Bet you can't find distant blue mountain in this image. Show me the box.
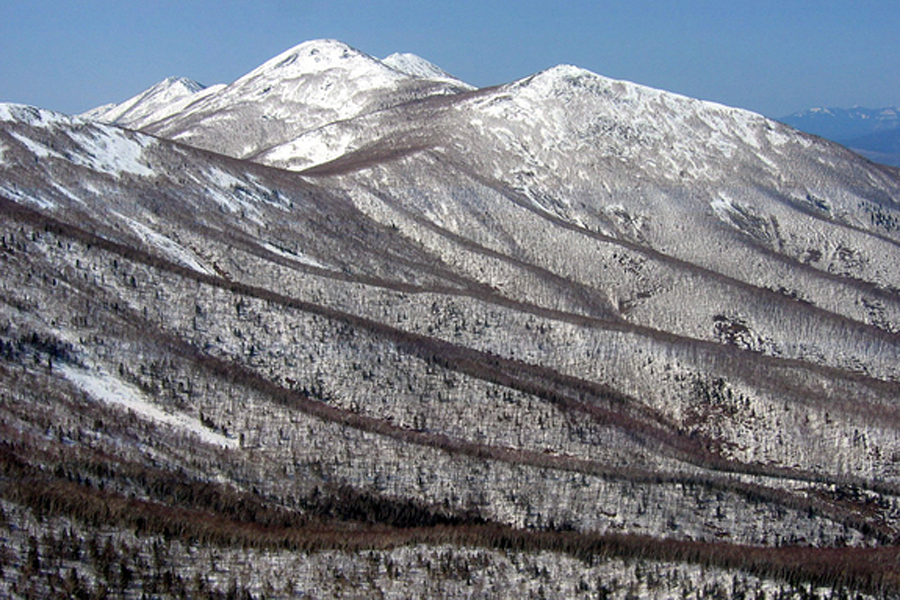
[780,106,900,167]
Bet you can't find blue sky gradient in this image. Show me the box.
[1,0,897,118]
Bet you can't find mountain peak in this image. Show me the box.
[515,64,622,95]
[82,76,208,124]
[153,76,205,95]
[238,39,385,83]
[132,39,478,159]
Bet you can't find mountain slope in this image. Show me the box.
[81,76,207,124]
[3,42,900,596]
[382,52,474,87]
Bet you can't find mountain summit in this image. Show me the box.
[4,40,900,597]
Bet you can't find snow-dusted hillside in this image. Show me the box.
[3,40,900,597]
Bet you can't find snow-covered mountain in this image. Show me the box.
[3,41,900,597]
[85,39,474,161]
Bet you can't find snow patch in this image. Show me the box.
[0,183,57,210]
[8,131,65,160]
[0,104,17,122]
[382,53,474,88]
[121,214,213,275]
[51,183,85,205]
[203,168,265,223]
[710,195,736,222]
[0,103,74,126]
[262,241,330,269]
[60,364,238,449]
[205,166,246,190]
[263,128,357,170]
[754,150,778,171]
[67,126,156,178]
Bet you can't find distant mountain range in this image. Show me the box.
[780,105,900,167]
[2,39,900,597]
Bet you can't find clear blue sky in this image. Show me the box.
[1,0,897,118]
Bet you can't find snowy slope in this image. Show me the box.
[0,103,157,182]
[382,52,474,88]
[81,77,208,126]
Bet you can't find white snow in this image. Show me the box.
[8,130,66,160]
[84,80,227,130]
[203,167,265,223]
[51,182,85,205]
[145,83,225,123]
[382,53,474,88]
[0,103,74,126]
[710,195,734,222]
[89,77,205,123]
[80,102,117,120]
[0,104,17,122]
[261,127,357,171]
[107,40,475,164]
[2,104,155,179]
[67,126,156,178]
[237,39,402,88]
[0,183,56,210]
[261,241,330,269]
[204,166,247,191]
[445,61,797,192]
[121,214,213,275]
[60,363,238,449]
